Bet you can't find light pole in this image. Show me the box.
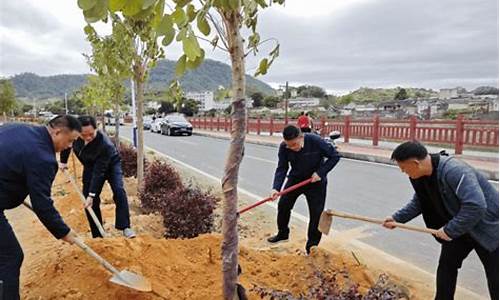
[279,82,290,124]
[131,78,137,148]
[64,92,68,114]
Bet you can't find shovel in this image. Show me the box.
[22,201,151,292]
[237,178,313,215]
[318,209,440,235]
[73,238,152,292]
[62,169,107,238]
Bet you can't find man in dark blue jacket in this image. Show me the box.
[383,141,498,300]
[0,115,80,300]
[60,116,135,239]
[268,125,340,254]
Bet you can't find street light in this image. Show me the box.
[279,81,289,124]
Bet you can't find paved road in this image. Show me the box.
[120,127,497,297]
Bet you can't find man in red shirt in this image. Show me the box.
[297,112,311,133]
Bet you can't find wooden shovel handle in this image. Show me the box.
[327,210,440,235]
[238,178,313,215]
[73,238,120,275]
[63,170,108,237]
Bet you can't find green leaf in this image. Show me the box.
[122,0,144,16]
[215,0,229,9]
[175,55,187,77]
[197,15,210,36]
[171,7,187,26]
[78,0,97,11]
[142,0,156,9]
[186,48,205,70]
[228,0,239,10]
[248,32,260,48]
[255,0,267,8]
[161,27,175,46]
[186,4,196,22]
[176,27,187,41]
[255,58,268,76]
[182,35,201,61]
[156,15,173,35]
[108,0,126,11]
[152,0,165,28]
[83,0,108,23]
[131,5,156,19]
[83,25,95,35]
[174,0,191,7]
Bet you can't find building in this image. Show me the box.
[288,97,320,108]
[277,87,298,98]
[211,98,254,110]
[186,91,215,111]
[438,87,470,100]
[446,99,469,110]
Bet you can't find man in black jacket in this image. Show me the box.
[0,115,80,300]
[60,116,135,239]
[268,125,341,254]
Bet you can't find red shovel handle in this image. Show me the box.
[237,178,313,215]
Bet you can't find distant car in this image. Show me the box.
[160,115,193,136]
[150,117,164,133]
[143,116,153,130]
[106,116,124,126]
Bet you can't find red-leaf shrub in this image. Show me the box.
[139,160,218,238]
[251,272,406,300]
[140,160,183,212]
[162,183,218,239]
[119,143,139,178]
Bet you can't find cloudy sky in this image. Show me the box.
[0,0,498,94]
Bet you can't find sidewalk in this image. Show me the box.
[194,129,499,181]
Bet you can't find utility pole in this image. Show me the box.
[131,78,137,148]
[64,92,68,114]
[285,81,289,125]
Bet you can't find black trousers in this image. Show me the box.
[0,211,23,300]
[82,162,131,238]
[300,127,312,133]
[435,234,498,300]
[277,179,327,250]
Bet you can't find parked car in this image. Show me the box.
[160,115,193,136]
[106,116,124,126]
[150,117,164,133]
[143,116,153,130]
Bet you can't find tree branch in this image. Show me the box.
[244,37,279,57]
[208,11,229,50]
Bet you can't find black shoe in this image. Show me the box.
[305,244,318,256]
[267,233,289,244]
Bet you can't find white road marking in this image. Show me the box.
[245,155,276,164]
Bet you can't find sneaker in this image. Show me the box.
[267,233,289,244]
[123,228,136,239]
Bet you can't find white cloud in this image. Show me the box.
[0,0,498,91]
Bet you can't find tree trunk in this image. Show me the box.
[114,99,120,151]
[221,9,246,300]
[135,64,145,186]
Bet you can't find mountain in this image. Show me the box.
[472,86,499,95]
[345,87,438,103]
[9,59,275,101]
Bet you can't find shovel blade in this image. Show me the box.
[318,210,333,235]
[110,270,152,292]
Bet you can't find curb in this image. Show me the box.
[193,131,499,181]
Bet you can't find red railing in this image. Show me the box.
[189,115,499,154]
